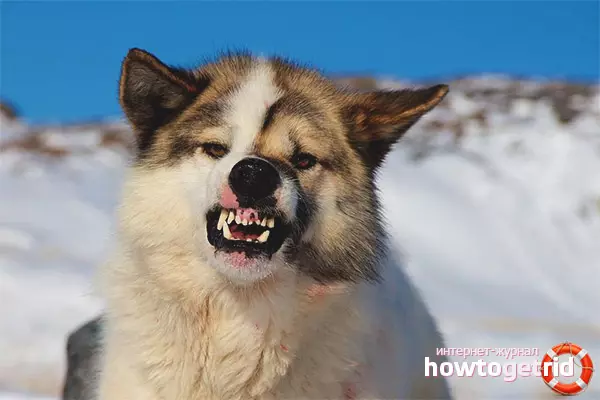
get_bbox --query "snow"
[1,78,599,399]
[0,129,125,396]
[380,94,600,399]
[0,394,54,400]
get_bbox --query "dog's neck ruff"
[103,245,367,399]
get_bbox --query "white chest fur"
[99,253,370,400]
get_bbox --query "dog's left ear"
[345,84,449,170]
[119,48,206,152]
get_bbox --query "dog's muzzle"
[206,157,291,259]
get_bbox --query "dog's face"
[118,49,447,285]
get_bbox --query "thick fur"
[98,49,452,399]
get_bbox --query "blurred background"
[1,1,598,399]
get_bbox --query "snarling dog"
[98,48,452,399]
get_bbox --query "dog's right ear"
[119,48,205,149]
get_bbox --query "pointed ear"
[119,48,206,151]
[345,84,449,170]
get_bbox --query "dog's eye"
[292,153,317,170]
[202,143,229,159]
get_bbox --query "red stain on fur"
[342,382,357,400]
[306,283,349,301]
[220,184,239,209]
[280,344,288,352]
[306,284,329,299]
[341,362,363,399]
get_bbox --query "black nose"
[229,158,281,202]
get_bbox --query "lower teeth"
[220,220,269,243]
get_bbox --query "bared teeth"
[257,230,270,243]
[218,208,277,244]
[217,209,228,231]
[222,220,232,240]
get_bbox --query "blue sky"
[1,1,598,124]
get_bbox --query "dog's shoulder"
[357,252,452,398]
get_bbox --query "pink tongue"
[236,208,261,224]
[231,231,260,240]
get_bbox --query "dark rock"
[62,316,103,400]
[0,100,19,121]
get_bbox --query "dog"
[97,48,452,400]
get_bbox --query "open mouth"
[206,207,290,258]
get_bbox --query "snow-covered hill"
[1,76,599,399]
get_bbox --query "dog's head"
[118,49,447,285]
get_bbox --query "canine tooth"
[235,215,242,224]
[242,219,248,226]
[260,218,267,226]
[227,211,235,224]
[222,221,232,240]
[257,230,270,243]
[217,209,228,231]
[267,218,275,228]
